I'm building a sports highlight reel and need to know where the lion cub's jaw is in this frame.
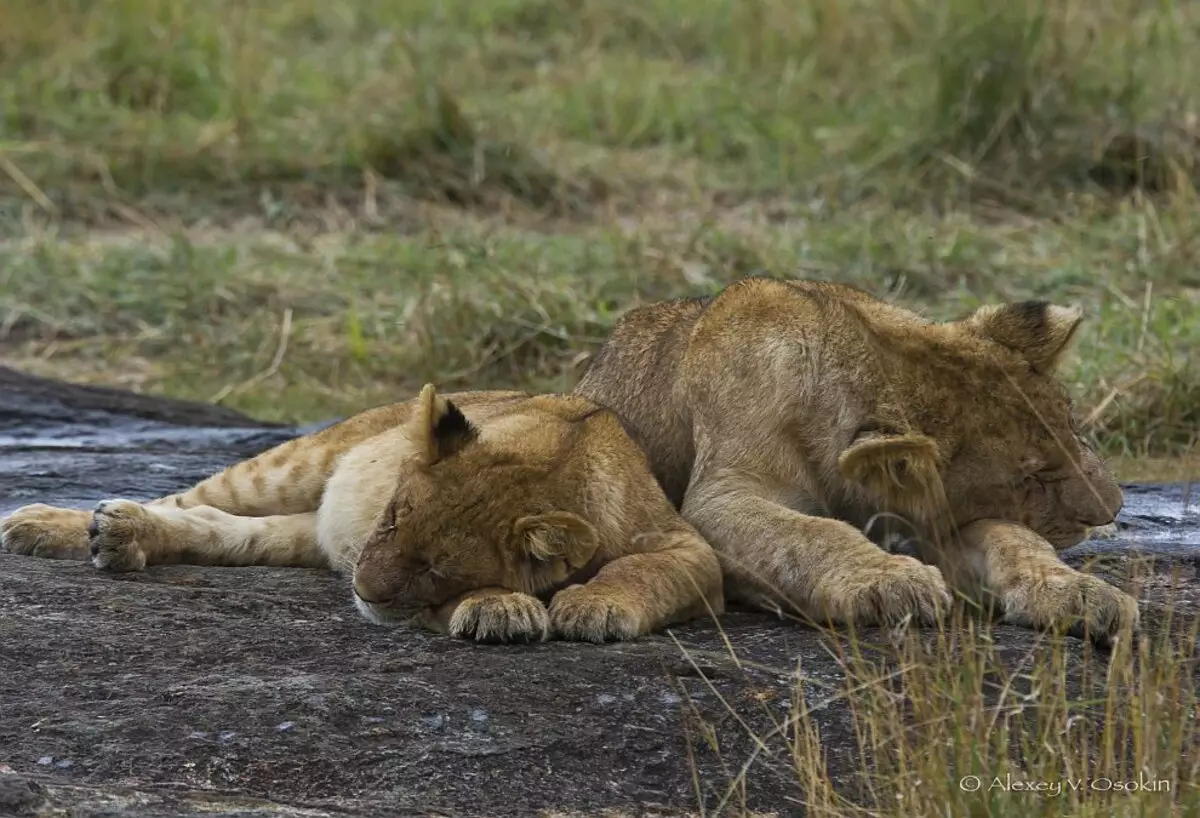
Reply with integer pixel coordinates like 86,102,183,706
353,592,417,627
349,384,602,627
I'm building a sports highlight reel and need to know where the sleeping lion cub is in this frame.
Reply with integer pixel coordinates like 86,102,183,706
1,385,725,643
575,277,1139,646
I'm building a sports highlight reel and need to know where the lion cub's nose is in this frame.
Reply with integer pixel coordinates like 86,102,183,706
1082,485,1124,527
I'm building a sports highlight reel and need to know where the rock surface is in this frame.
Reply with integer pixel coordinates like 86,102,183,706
1,369,1198,816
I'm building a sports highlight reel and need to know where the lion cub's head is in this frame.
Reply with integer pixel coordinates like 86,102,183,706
351,385,601,625
837,300,1123,549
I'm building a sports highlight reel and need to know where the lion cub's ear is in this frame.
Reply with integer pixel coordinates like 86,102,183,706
838,432,945,519
413,383,479,466
962,301,1084,374
513,511,599,572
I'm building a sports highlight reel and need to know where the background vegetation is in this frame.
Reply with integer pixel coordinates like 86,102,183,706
1,0,1197,467
0,1,1197,815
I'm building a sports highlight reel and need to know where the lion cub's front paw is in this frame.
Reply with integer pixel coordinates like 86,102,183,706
447,592,549,644
549,585,646,643
88,499,157,572
1,504,93,559
827,556,951,627
1003,570,1139,648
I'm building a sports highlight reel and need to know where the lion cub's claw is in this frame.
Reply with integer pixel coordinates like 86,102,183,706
448,592,549,644
0,504,92,559
549,585,645,643
88,499,151,573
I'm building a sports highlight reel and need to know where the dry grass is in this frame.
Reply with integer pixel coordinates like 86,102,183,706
676,571,1199,817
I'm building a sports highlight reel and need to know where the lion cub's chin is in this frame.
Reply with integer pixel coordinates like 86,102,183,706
353,594,421,627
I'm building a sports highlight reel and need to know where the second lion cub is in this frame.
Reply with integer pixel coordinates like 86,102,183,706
1,386,725,643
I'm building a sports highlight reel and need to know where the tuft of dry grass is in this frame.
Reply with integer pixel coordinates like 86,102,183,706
676,564,1199,816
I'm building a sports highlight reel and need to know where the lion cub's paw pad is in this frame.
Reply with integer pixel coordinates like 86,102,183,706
88,499,151,573
549,586,645,643
448,593,549,644
0,504,92,559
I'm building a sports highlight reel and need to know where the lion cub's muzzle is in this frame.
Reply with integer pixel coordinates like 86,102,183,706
352,573,399,606
351,574,421,623
1070,476,1123,528
352,589,423,627
352,584,393,608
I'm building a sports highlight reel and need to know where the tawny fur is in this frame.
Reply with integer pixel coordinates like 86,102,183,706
1,387,725,644
573,277,1138,645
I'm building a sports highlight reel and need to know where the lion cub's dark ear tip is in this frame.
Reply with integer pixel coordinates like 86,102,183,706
433,399,478,445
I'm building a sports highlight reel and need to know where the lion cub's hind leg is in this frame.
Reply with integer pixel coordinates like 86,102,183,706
2,435,339,561
548,527,725,643
0,504,93,560
150,435,340,517
87,500,328,572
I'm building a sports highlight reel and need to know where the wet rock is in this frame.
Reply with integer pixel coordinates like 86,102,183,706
0,370,1197,816
0,773,45,817
0,365,276,430
0,366,330,515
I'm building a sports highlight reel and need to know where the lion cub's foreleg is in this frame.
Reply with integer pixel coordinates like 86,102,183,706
548,528,725,643
86,500,328,572
682,477,951,628
941,519,1139,646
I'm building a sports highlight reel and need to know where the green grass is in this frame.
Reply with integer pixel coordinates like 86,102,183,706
3,203,1197,459
1,1,1199,813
